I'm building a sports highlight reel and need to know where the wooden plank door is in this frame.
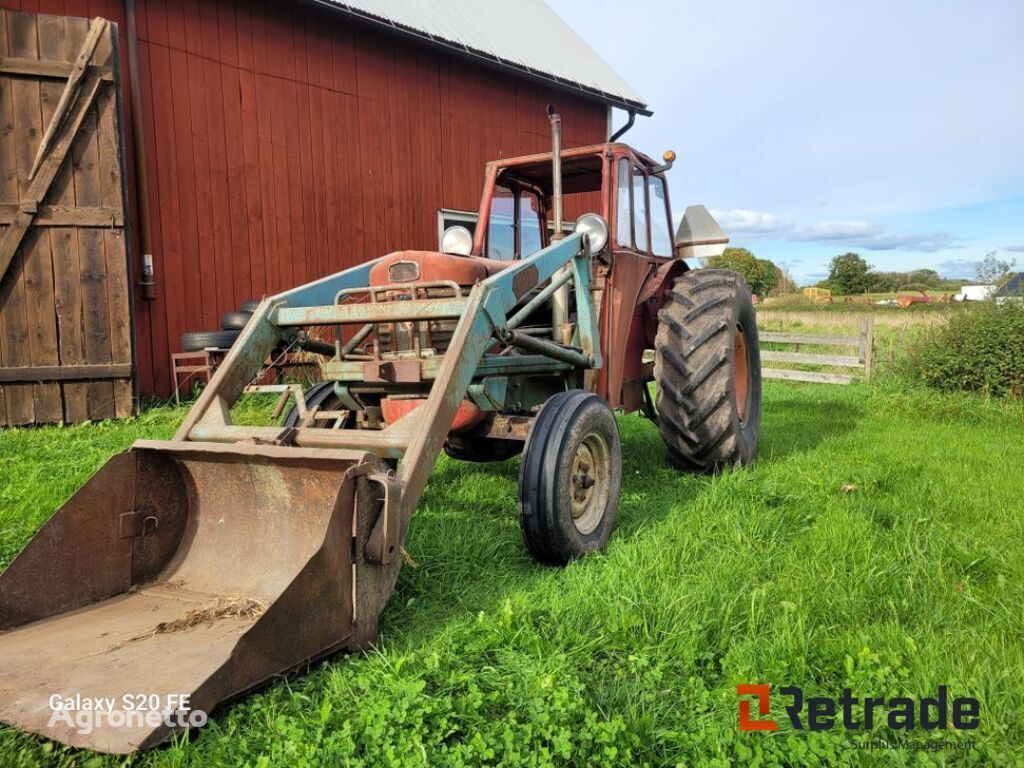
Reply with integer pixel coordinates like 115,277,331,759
0,10,133,426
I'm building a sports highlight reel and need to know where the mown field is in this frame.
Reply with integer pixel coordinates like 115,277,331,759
1,378,1023,767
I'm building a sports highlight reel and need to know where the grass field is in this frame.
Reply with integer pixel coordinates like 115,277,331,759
759,295,962,314
1,380,1023,766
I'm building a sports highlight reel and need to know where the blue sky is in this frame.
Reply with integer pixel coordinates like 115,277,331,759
548,0,1024,283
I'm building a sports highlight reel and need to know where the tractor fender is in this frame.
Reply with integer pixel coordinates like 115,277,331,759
638,258,689,305
637,260,689,347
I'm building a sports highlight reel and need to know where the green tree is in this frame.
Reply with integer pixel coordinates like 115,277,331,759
907,268,942,287
772,266,798,296
706,247,779,297
975,251,1016,285
827,252,872,295
870,269,943,292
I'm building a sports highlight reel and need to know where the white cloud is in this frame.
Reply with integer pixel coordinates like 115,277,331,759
853,233,958,252
789,220,956,252
708,209,794,236
790,221,880,241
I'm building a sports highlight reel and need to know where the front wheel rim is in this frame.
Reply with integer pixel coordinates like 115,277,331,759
570,433,611,535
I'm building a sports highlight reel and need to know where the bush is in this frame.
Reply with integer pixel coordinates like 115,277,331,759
904,301,1024,396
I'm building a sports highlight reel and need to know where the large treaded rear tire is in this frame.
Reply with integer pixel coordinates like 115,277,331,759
654,268,761,472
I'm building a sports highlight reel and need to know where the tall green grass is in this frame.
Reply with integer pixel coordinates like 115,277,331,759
1,382,1022,766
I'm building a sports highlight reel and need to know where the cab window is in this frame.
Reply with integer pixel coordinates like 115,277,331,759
520,191,543,257
487,186,516,260
649,176,673,256
615,158,631,247
632,167,649,252
486,184,544,260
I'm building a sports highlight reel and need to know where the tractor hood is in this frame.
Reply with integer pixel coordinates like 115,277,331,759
369,251,510,287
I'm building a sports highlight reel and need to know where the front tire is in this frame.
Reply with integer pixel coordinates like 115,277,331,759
654,269,761,472
518,391,622,565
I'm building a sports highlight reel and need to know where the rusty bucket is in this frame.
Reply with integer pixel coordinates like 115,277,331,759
0,442,401,753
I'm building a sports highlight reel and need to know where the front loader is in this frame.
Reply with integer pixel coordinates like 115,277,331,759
0,110,761,753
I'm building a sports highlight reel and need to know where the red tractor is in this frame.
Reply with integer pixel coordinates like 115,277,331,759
0,110,761,752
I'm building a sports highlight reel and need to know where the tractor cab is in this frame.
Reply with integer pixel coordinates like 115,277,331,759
468,143,677,266
424,143,700,413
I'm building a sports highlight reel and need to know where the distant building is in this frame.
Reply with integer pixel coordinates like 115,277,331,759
954,285,997,301
996,273,1024,303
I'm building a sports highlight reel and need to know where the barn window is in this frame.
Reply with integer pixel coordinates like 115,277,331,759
437,209,478,247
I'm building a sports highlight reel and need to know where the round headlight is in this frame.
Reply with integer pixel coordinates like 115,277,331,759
574,213,609,254
441,225,473,256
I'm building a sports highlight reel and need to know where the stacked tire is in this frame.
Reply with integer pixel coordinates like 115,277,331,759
179,299,260,352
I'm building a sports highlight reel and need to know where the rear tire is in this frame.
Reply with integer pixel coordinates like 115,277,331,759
281,382,350,428
444,435,523,462
654,268,761,472
518,390,621,566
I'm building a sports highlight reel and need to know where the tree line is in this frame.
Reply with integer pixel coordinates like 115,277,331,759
820,251,1015,295
701,248,1016,298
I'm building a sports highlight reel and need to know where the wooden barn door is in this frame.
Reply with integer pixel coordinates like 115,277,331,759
0,10,133,426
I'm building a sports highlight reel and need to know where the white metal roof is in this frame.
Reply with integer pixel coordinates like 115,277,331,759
312,0,648,113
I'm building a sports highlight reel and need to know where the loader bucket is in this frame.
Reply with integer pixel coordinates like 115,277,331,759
0,442,402,754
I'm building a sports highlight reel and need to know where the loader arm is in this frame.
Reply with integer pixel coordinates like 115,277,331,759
399,232,600,520
173,231,598,528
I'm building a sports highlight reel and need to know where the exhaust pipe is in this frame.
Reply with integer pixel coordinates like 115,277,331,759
548,105,564,237
547,106,572,345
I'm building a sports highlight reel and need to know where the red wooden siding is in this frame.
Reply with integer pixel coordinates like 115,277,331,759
0,0,610,396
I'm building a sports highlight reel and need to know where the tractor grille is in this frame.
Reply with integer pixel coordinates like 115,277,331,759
372,284,466,356
376,321,456,355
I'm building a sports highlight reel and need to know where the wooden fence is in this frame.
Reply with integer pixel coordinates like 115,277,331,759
759,317,875,385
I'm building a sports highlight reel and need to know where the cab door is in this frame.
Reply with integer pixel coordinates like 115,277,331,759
600,156,676,409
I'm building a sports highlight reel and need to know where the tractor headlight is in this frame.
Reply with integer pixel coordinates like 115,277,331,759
441,225,473,256
574,213,609,254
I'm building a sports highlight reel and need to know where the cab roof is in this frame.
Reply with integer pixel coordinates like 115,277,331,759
487,143,663,194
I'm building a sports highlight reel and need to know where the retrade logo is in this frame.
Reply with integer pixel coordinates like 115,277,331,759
737,685,979,733
737,684,779,731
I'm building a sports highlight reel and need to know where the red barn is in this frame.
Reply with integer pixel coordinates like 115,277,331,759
0,0,645,411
